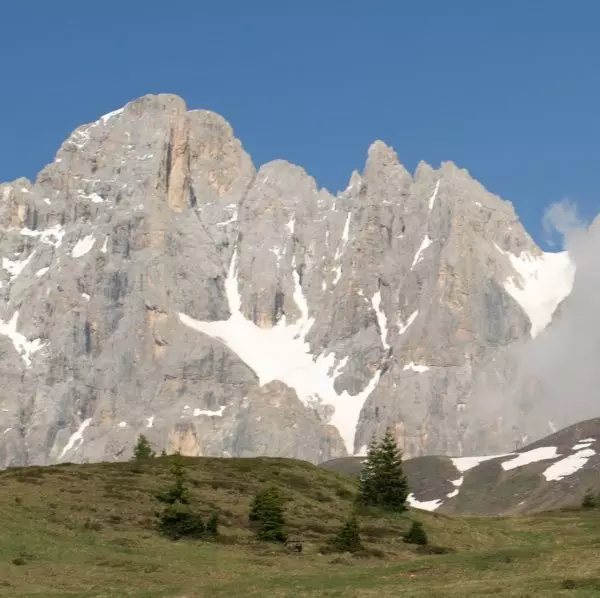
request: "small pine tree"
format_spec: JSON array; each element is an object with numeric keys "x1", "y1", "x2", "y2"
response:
[
  {"x1": 205, "y1": 512, "x2": 219, "y2": 537},
  {"x1": 160, "y1": 449, "x2": 167, "y2": 457},
  {"x1": 132, "y1": 434, "x2": 156, "y2": 460},
  {"x1": 357, "y1": 436, "x2": 380, "y2": 506},
  {"x1": 331, "y1": 514, "x2": 363, "y2": 553},
  {"x1": 249, "y1": 486, "x2": 287, "y2": 543},
  {"x1": 357, "y1": 428, "x2": 409, "y2": 511},
  {"x1": 155, "y1": 454, "x2": 190, "y2": 505},
  {"x1": 582, "y1": 489, "x2": 597, "y2": 509},
  {"x1": 404, "y1": 520, "x2": 428, "y2": 546}
]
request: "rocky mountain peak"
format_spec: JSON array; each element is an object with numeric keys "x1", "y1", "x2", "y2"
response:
[{"x1": 0, "y1": 94, "x2": 578, "y2": 468}]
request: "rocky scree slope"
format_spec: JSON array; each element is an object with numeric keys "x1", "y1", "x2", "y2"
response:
[{"x1": 0, "y1": 94, "x2": 574, "y2": 468}]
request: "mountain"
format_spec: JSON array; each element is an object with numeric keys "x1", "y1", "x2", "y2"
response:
[
  {"x1": 0, "y1": 93, "x2": 576, "y2": 468},
  {"x1": 322, "y1": 417, "x2": 600, "y2": 514}
]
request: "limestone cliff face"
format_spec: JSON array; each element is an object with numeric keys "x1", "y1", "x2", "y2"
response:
[{"x1": 0, "y1": 94, "x2": 574, "y2": 467}]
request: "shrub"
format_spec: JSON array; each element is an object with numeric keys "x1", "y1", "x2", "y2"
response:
[
  {"x1": 582, "y1": 489, "x2": 597, "y2": 509},
  {"x1": 156, "y1": 503, "x2": 205, "y2": 540},
  {"x1": 331, "y1": 514, "x2": 364, "y2": 553},
  {"x1": 205, "y1": 512, "x2": 219, "y2": 537},
  {"x1": 404, "y1": 521, "x2": 428, "y2": 546}
]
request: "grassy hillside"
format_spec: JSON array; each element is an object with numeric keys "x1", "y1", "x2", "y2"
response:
[{"x1": 1, "y1": 456, "x2": 600, "y2": 596}]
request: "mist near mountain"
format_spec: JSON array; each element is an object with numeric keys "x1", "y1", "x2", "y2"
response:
[{"x1": 516, "y1": 201, "x2": 600, "y2": 439}]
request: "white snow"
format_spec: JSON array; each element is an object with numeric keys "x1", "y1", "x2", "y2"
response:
[
  {"x1": 193, "y1": 406, "x2": 226, "y2": 417},
  {"x1": 146, "y1": 416, "x2": 155, "y2": 428},
  {"x1": 216, "y1": 209, "x2": 238, "y2": 226},
  {"x1": 100, "y1": 236, "x2": 109, "y2": 254},
  {"x1": 543, "y1": 448, "x2": 596, "y2": 481},
  {"x1": 573, "y1": 441, "x2": 594, "y2": 451},
  {"x1": 407, "y1": 493, "x2": 443, "y2": 511},
  {"x1": 451, "y1": 453, "x2": 513, "y2": 473},
  {"x1": 86, "y1": 192, "x2": 104, "y2": 203},
  {"x1": 178, "y1": 249, "x2": 381, "y2": 454},
  {"x1": 402, "y1": 361, "x2": 430, "y2": 373},
  {"x1": 411, "y1": 235, "x2": 433, "y2": 270},
  {"x1": 397, "y1": 310, "x2": 418, "y2": 335},
  {"x1": 342, "y1": 212, "x2": 351, "y2": 243},
  {"x1": 371, "y1": 291, "x2": 389, "y2": 350},
  {"x1": 451, "y1": 477, "x2": 464, "y2": 487},
  {"x1": 117, "y1": 421, "x2": 128, "y2": 428},
  {"x1": 0, "y1": 312, "x2": 45, "y2": 367},
  {"x1": 332, "y1": 265, "x2": 342, "y2": 285},
  {"x1": 81, "y1": 293, "x2": 90, "y2": 301},
  {"x1": 59, "y1": 418, "x2": 92, "y2": 459},
  {"x1": 446, "y1": 488, "x2": 459, "y2": 498},
  {"x1": 72, "y1": 235, "x2": 96, "y2": 258},
  {"x1": 100, "y1": 107, "x2": 124, "y2": 125},
  {"x1": 21, "y1": 224, "x2": 65, "y2": 247},
  {"x1": 501, "y1": 446, "x2": 560, "y2": 471},
  {"x1": 285, "y1": 217, "x2": 295, "y2": 234},
  {"x1": 579, "y1": 438, "x2": 595, "y2": 443},
  {"x1": 35, "y1": 267, "x2": 49, "y2": 277},
  {"x1": 428, "y1": 180, "x2": 440, "y2": 211},
  {"x1": 20, "y1": 187, "x2": 29, "y2": 193},
  {"x1": 334, "y1": 213, "x2": 352, "y2": 260},
  {"x1": 2, "y1": 252, "x2": 34, "y2": 280},
  {"x1": 494, "y1": 244, "x2": 575, "y2": 338}
]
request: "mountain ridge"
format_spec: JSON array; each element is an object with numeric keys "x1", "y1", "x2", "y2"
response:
[{"x1": 0, "y1": 93, "x2": 577, "y2": 467}]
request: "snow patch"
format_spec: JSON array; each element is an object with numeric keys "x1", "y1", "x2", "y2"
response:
[
  {"x1": 501, "y1": 446, "x2": 560, "y2": 471},
  {"x1": 332, "y1": 265, "x2": 342, "y2": 285},
  {"x1": 81, "y1": 293, "x2": 90, "y2": 301},
  {"x1": 285, "y1": 217, "x2": 295, "y2": 234},
  {"x1": 193, "y1": 406, "x2": 226, "y2": 417},
  {"x1": 407, "y1": 493, "x2": 443, "y2": 512},
  {"x1": 100, "y1": 236, "x2": 109, "y2": 254},
  {"x1": 72, "y1": 235, "x2": 96, "y2": 258},
  {"x1": 117, "y1": 421, "x2": 128, "y2": 428},
  {"x1": 35, "y1": 267, "x2": 49, "y2": 277},
  {"x1": 2, "y1": 252, "x2": 34, "y2": 280},
  {"x1": 59, "y1": 418, "x2": 92, "y2": 459},
  {"x1": 21, "y1": 224, "x2": 65, "y2": 247},
  {"x1": 100, "y1": 107, "x2": 124, "y2": 125},
  {"x1": 543, "y1": 448, "x2": 596, "y2": 481},
  {"x1": 371, "y1": 291, "x2": 389, "y2": 350},
  {"x1": 403, "y1": 362, "x2": 430, "y2": 373},
  {"x1": 411, "y1": 235, "x2": 433, "y2": 270},
  {"x1": 397, "y1": 310, "x2": 418, "y2": 335},
  {"x1": 178, "y1": 249, "x2": 381, "y2": 454},
  {"x1": 428, "y1": 180, "x2": 440, "y2": 211},
  {"x1": 0, "y1": 312, "x2": 45, "y2": 367},
  {"x1": 494, "y1": 244, "x2": 575, "y2": 338},
  {"x1": 451, "y1": 453, "x2": 513, "y2": 473},
  {"x1": 146, "y1": 416, "x2": 155, "y2": 428}
]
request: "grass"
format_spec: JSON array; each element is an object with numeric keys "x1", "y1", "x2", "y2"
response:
[{"x1": 0, "y1": 456, "x2": 600, "y2": 596}]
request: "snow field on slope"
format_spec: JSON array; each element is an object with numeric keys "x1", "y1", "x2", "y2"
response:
[{"x1": 179, "y1": 250, "x2": 381, "y2": 454}]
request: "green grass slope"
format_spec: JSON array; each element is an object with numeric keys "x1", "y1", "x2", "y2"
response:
[{"x1": 1, "y1": 456, "x2": 600, "y2": 597}]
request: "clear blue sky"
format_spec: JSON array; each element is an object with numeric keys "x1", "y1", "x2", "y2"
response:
[{"x1": 1, "y1": 1, "x2": 598, "y2": 248}]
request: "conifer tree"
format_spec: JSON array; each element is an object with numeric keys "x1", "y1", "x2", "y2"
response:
[
  {"x1": 357, "y1": 428, "x2": 409, "y2": 511},
  {"x1": 331, "y1": 513, "x2": 364, "y2": 553},
  {"x1": 131, "y1": 434, "x2": 156, "y2": 460},
  {"x1": 249, "y1": 486, "x2": 287, "y2": 543},
  {"x1": 404, "y1": 520, "x2": 428, "y2": 546}
]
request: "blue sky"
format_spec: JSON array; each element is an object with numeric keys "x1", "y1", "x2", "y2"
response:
[{"x1": 1, "y1": 1, "x2": 598, "y2": 248}]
